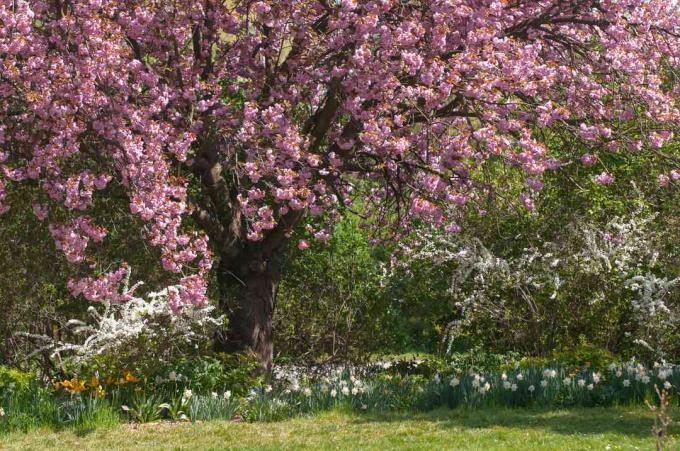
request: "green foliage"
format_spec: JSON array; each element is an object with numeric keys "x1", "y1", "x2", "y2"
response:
[
  {"x1": 382, "y1": 259, "x2": 456, "y2": 353},
  {"x1": 56, "y1": 396, "x2": 120, "y2": 431},
  {"x1": 276, "y1": 215, "x2": 395, "y2": 360},
  {"x1": 188, "y1": 394, "x2": 239, "y2": 422},
  {"x1": 550, "y1": 340, "x2": 616, "y2": 371},
  {"x1": 379, "y1": 358, "x2": 446, "y2": 378},
  {"x1": 123, "y1": 393, "x2": 163, "y2": 424},
  {"x1": 0, "y1": 367, "x2": 34, "y2": 393},
  {"x1": 448, "y1": 349, "x2": 522, "y2": 373},
  {"x1": 160, "y1": 353, "x2": 264, "y2": 396},
  {"x1": 276, "y1": 213, "x2": 458, "y2": 361},
  {"x1": 0, "y1": 386, "x2": 58, "y2": 433},
  {"x1": 212, "y1": 354, "x2": 264, "y2": 395}
]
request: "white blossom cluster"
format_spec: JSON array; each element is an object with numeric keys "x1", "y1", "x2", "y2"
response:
[
  {"x1": 625, "y1": 274, "x2": 679, "y2": 317},
  {"x1": 393, "y1": 207, "x2": 678, "y2": 356},
  {"x1": 20, "y1": 270, "x2": 223, "y2": 366},
  {"x1": 574, "y1": 210, "x2": 659, "y2": 275}
]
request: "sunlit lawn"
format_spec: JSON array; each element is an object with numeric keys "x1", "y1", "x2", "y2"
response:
[{"x1": 2, "y1": 406, "x2": 678, "y2": 450}]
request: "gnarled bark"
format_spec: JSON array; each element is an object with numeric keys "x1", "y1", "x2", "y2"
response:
[{"x1": 215, "y1": 250, "x2": 282, "y2": 372}]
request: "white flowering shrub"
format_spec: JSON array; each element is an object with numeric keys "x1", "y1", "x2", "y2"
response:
[
  {"x1": 20, "y1": 270, "x2": 224, "y2": 374},
  {"x1": 393, "y1": 208, "x2": 680, "y2": 359}
]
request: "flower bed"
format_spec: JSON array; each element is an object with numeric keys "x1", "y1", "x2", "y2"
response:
[{"x1": 0, "y1": 359, "x2": 678, "y2": 433}]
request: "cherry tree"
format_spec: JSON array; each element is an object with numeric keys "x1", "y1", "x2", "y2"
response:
[{"x1": 2, "y1": 0, "x2": 680, "y2": 369}]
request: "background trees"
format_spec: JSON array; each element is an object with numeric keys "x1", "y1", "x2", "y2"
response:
[{"x1": 273, "y1": 142, "x2": 680, "y2": 364}]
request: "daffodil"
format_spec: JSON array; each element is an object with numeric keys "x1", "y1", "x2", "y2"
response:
[
  {"x1": 124, "y1": 372, "x2": 140, "y2": 383},
  {"x1": 59, "y1": 378, "x2": 86, "y2": 394}
]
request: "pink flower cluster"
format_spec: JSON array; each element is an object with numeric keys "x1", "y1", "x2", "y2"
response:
[
  {"x1": 2, "y1": 0, "x2": 680, "y2": 308},
  {"x1": 67, "y1": 266, "x2": 133, "y2": 304},
  {"x1": 595, "y1": 172, "x2": 615, "y2": 186},
  {"x1": 167, "y1": 275, "x2": 209, "y2": 313},
  {"x1": 49, "y1": 216, "x2": 107, "y2": 264}
]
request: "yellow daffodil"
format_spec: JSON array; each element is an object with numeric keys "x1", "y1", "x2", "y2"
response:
[
  {"x1": 56, "y1": 378, "x2": 86, "y2": 394},
  {"x1": 124, "y1": 372, "x2": 140, "y2": 383},
  {"x1": 91, "y1": 385, "x2": 106, "y2": 399}
]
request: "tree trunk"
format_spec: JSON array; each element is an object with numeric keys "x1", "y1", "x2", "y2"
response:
[{"x1": 216, "y1": 250, "x2": 282, "y2": 372}]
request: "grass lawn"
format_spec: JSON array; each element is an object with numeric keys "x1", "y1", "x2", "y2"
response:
[{"x1": 1, "y1": 406, "x2": 678, "y2": 450}]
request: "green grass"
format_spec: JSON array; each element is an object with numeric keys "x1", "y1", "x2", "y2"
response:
[{"x1": 2, "y1": 406, "x2": 678, "y2": 450}]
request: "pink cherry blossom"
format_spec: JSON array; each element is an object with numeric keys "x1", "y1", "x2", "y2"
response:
[
  {"x1": 297, "y1": 240, "x2": 310, "y2": 250},
  {"x1": 581, "y1": 155, "x2": 598, "y2": 166},
  {"x1": 1, "y1": 0, "x2": 679, "y2": 316},
  {"x1": 595, "y1": 173, "x2": 615, "y2": 186},
  {"x1": 32, "y1": 203, "x2": 49, "y2": 221}
]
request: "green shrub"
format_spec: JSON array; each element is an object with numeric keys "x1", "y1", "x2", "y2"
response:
[
  {"x1": 276, "y1": 215, "x2": 397, "y2": 361},
  {"x1": 0, "y1": 366, "x2": 35, "y2": 393},
  {"x1": 551, "y1": 341, "x2": 616, "y2": 371},
  {"x1": 158, "y1": 353, "x2": 264, "y2": 396},
  {"x1": 448, "y1": 349, "x2": 521, "y2": 373}
]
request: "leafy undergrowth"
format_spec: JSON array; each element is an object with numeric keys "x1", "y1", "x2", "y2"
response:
[{"x1": 1, "y1": 406, "x2": 678, "y2": 451}]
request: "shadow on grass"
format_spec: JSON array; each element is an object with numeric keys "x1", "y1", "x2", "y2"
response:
[
  {"x1": 350, "y1": 406, "x2": 680, "y2": 438},
  {"x1": 73, "y1": 427, "x2": 97, "y2": 438}
]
